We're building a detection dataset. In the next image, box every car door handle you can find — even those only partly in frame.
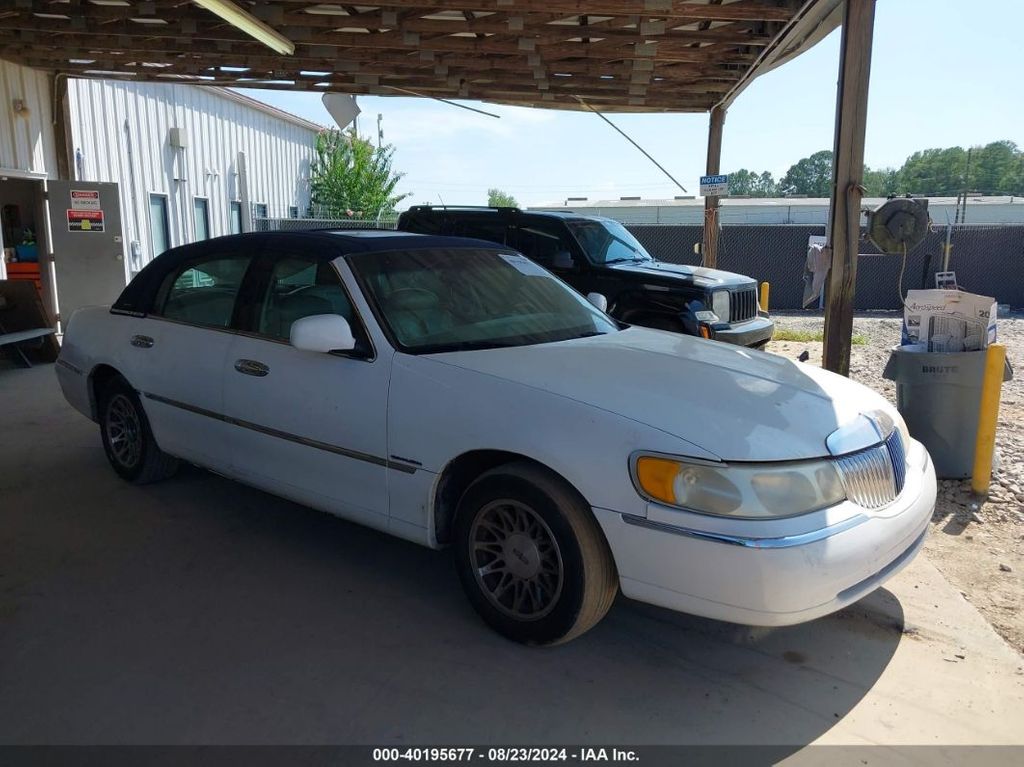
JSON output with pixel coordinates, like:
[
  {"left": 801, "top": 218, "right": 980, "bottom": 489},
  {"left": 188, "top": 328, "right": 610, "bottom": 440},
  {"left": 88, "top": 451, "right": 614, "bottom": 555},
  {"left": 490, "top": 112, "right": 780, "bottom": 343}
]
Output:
[
  {"left": 130, "top": 335, "right": 154, "bottom": 349},
  {"left": 234, "top": 359, "right": 270, "bottom": 377}
]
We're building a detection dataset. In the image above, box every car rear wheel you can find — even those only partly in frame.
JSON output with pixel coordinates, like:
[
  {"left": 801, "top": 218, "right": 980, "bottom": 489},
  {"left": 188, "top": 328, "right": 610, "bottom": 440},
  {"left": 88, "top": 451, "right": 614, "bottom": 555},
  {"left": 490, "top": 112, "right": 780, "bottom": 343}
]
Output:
[
  {"left": 99, "top": 377, "right": 179, "bottom": 484},
  {"left": 454, "top": 462, "right": 618, "bottom": 645}
]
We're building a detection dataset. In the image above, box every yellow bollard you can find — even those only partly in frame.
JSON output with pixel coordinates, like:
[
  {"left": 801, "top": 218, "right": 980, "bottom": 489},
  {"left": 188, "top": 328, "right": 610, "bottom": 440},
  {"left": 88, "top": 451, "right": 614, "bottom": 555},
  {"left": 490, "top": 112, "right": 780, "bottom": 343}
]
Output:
[
  {"left": 971, "top": 342, "right": 1007, "bottom": 496},
  {"left": 759, "top": 281, "right": 770, "bottom": 312}
]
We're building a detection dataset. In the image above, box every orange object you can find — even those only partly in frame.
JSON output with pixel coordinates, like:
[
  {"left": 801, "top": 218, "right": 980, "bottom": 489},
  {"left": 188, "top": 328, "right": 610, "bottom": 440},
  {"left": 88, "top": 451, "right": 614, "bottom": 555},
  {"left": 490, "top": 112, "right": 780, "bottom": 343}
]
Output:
[{"left": 5, "top": 262, "right": 42, "bottom": 295}]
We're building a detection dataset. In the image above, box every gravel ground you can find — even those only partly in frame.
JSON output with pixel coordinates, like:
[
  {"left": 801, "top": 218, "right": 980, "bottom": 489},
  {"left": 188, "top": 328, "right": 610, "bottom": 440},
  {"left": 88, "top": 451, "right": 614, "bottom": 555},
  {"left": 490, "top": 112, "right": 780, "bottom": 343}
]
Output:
[{"left": 768, "top": 313, "right": 1023, "bottom": 654}]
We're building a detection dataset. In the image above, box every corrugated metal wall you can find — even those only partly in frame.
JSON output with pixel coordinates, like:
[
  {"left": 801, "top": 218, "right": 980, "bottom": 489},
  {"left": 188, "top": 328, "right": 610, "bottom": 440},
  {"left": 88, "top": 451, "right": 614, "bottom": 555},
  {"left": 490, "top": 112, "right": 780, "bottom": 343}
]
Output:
[
  {"left": 67, "top": 79, "right": 318, "bottom": 269},
  {"left": 0, "top": 59, "right": 57, "bottom": 176}
]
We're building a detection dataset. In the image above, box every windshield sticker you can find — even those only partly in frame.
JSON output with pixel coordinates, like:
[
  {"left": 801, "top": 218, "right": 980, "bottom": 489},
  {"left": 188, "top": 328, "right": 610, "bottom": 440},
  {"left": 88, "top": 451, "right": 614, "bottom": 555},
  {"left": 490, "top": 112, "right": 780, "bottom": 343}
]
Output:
[{"left": 499, "top": 253, "right": 547, "bottom": 277}]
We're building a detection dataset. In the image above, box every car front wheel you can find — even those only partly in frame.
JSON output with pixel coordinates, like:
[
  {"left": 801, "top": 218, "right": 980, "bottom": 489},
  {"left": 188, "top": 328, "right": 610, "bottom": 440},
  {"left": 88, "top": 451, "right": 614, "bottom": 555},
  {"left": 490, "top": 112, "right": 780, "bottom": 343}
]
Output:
[
  {"left": 454, "top": 462, "right": 618, "bottom": 645},
  {"left": 99, "top": 377, "right": 179, "bottom": 484}
]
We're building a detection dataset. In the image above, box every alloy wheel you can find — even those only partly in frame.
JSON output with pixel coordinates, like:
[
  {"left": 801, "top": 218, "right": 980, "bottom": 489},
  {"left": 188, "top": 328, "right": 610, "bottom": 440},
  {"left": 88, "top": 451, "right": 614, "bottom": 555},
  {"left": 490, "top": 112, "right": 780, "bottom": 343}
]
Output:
[
  {"left": 105, "top": 393, "right": 143, "bottom": 469},
  {"left": 469, "top": 499, "right": 564, "bottom": 621}
]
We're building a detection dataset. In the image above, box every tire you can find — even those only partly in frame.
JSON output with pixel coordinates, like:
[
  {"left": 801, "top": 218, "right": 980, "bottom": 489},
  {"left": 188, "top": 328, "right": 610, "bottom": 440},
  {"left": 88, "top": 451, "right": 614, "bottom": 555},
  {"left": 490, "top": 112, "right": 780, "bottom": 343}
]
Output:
[
  {"left": 453, "top": 462, "right": 618, "bottom": 646},
  {"left": 98, "top": 376, "right": 179, "bottom": 484}
]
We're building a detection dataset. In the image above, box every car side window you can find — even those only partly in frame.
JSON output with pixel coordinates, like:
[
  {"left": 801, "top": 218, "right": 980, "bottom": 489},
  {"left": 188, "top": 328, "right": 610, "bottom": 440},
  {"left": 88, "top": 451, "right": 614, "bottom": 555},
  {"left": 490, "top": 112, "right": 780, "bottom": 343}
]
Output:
[
  {"left": 513, "top": 220, "right": 577, "bottom": 270},
  {"left": 155, "top": 254, "right": 250, "bottom": 328},
  {"left": 452, "top": 218, "right": 509, "bottom": 246},
  {"left": 256, "top": 256, "right": 365, "bottom": 345}
]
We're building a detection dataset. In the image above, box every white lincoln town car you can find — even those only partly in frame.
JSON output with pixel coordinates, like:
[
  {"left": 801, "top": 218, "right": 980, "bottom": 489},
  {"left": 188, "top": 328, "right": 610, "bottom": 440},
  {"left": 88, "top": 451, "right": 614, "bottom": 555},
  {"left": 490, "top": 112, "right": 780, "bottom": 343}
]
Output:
[{"left": 56, "top": 231, "right": 936, "bottom": 645}]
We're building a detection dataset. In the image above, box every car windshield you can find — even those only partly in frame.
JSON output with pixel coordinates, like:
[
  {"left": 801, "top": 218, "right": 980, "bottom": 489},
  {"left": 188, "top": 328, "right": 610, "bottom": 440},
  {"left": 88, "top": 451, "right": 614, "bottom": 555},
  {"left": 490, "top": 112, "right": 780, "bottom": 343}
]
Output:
[
  {"left": 567, "top": 219, "right": 654, "bottom": 265},
  {"left": 349, "top": 248, "right": 619, "bottom": 354}
]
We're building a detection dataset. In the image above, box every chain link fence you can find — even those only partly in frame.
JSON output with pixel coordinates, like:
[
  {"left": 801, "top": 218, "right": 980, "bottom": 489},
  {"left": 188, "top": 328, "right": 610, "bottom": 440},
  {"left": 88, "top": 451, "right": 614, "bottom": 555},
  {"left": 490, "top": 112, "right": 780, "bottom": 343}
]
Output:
[
  {"left": 253, "top": 211, "right": 1024, "bottom": 311},
  {"left": 629, "top": 224, "right": 1024, "bottom": 311}
]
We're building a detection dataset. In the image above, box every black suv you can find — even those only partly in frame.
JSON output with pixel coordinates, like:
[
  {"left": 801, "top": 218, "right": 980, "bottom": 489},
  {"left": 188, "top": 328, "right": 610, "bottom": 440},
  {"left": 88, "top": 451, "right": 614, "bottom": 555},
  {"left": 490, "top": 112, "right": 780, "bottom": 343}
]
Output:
[{"left": 398, "top": 206, "right": 774, "bottom": 347}]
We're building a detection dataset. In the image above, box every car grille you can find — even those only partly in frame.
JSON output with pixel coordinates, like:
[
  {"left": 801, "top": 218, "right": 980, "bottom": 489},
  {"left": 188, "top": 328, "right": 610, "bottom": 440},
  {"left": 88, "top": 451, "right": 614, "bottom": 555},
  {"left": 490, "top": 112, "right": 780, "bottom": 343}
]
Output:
[
  {"left": 730, "top": 286, "right": 758, "bottom": 323},
  {"left": 834, "top": 430, "right": 908, "bottom": 509}
]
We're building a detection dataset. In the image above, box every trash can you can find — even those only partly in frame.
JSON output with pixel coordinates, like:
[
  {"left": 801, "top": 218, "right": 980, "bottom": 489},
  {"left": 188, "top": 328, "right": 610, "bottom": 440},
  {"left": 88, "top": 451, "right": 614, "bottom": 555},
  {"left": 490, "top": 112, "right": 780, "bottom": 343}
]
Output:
[{"left": 883, "top": 347, "right": 1013, "bottom": 479}]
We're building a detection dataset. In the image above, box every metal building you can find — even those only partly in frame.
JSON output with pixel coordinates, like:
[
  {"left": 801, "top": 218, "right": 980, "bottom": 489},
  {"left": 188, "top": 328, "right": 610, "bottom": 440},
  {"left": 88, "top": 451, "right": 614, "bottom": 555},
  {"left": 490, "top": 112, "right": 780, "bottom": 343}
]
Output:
[
  {"left": 1, "top": 57, "right": 321, "bottom": 326},
  {"left": 531, "top": 196, "right": 1024, "bottom": 226}
]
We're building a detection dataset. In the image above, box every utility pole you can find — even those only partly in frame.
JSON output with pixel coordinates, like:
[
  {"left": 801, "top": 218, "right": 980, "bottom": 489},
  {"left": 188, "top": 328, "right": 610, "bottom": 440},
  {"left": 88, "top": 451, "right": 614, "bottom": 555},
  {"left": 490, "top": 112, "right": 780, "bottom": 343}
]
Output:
[
  {"left": 957, "top": 147, "right": 973, "bottom": 224},
  {"left": 377, "top": 113, "right": 384, "bottom": 148}
]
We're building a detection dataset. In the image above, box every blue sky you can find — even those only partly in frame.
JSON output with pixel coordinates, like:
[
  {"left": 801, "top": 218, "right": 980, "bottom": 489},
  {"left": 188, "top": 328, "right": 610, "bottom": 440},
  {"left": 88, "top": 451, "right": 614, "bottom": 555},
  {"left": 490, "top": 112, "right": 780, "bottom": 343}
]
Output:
[{"left": 238, "top": 0, "right": 1023, "bottom": 208}]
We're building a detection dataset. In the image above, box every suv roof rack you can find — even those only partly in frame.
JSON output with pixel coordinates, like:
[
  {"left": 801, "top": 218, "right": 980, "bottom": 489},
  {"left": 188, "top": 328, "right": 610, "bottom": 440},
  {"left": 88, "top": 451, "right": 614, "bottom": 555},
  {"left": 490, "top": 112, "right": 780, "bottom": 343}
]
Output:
[{"left": 406, "top": 205, "right": 521, "bottom": 213}]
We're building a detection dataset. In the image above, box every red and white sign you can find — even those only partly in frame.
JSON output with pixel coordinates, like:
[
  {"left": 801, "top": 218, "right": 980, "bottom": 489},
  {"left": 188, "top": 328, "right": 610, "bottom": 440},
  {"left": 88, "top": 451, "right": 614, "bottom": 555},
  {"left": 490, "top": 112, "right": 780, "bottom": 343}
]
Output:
[
  {"left": 70, "top": 189, "right": 100, "bottom": 210},
  {"left": 67, "top": 209, "right": 105, "bottom": 232}
]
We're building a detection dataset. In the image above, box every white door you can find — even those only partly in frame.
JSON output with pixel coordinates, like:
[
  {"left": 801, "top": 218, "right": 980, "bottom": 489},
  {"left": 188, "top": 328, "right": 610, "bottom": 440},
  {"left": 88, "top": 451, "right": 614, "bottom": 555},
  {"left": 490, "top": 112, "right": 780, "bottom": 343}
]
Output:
[
  {"left": 130, "top": 242, "right": 254, "bottom": 471},
  {"left": 46, "top": 180, "right": 126, "bottom": 326},
  {"left": 221, "top": 249, "right": 392, "bottom": 528}
]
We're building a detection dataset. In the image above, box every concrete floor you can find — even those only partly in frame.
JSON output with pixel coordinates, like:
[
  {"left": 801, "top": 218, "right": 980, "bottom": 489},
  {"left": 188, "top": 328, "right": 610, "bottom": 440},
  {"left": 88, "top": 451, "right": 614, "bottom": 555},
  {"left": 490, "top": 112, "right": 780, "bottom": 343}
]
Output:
[{"left": 1, "top": 362, "right": 1022, "bottom": 749}]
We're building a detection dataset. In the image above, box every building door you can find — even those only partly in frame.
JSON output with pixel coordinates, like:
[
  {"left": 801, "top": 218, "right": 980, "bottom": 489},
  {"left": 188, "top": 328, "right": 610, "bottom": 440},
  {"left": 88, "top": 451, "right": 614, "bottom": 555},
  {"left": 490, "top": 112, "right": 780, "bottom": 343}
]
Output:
[{"left": 45, "top": 180, "right": 126, "bottom": 326}]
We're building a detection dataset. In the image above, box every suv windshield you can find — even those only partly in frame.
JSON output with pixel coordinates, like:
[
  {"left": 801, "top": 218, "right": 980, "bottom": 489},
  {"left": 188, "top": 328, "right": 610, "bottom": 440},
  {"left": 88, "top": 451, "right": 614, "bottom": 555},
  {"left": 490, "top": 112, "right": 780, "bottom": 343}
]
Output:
[
  {"left": 567, "top": 219, "right": 654, "bottom": 265},
  {"left": 348, "top": 248, "right": 618, "bottom": 354}
]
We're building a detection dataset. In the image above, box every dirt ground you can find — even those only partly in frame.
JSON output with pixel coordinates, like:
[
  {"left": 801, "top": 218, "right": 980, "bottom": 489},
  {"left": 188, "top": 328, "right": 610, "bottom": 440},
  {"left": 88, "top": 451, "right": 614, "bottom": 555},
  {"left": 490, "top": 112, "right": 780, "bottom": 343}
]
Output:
[{"left": 768, "top": 313, "right": 1024, "bottom": 655}]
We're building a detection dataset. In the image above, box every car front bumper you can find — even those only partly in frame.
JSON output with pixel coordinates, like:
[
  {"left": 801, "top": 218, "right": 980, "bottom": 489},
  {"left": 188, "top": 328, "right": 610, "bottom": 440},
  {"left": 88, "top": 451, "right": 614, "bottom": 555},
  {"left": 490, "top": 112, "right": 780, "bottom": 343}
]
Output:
[
  {"left": 711, "top": 313, "right": 775, "bottom": 347},
  {"left": 594, "top": 439, "right": 936, "bottom": 626}
]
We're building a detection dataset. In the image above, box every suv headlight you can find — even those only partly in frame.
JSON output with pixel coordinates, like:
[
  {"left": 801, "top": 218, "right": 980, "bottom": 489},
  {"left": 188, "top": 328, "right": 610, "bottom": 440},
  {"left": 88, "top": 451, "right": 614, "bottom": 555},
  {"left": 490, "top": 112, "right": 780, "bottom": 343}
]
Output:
[
  {"left": 711, "top": 290, "right": 730, "bottom": 323},
  {"left": 632, "top": 454, "right": 847, "bottom": 519}
]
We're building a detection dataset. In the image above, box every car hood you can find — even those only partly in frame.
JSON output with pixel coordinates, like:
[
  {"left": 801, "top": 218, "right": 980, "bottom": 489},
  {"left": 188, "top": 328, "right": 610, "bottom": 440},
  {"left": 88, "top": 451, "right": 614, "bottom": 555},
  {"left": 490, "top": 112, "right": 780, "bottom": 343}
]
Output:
[
  {"left": 606, "top": 260, "right": 754, "bottom": 290},
  {"left": 430, "top": 327, "right": 892, "bottom": 461}
]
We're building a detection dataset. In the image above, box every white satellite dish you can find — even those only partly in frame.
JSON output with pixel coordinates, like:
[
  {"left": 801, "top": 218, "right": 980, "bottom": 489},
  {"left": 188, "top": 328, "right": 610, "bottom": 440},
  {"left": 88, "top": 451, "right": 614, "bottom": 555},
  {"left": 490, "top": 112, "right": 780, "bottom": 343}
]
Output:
[{"left": 322, "top": 93, "right": 361, "bottom": 130}]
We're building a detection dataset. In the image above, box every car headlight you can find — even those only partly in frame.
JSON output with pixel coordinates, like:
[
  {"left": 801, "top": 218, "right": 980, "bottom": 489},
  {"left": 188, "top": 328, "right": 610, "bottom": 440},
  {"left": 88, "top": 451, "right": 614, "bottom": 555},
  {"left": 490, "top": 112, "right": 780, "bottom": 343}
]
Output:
[
  {"left": 632, "top": 454, "right": 847, "bottom": 519},
  {"left": 711, "top": 290, "right": 730, "bottom": 323}
]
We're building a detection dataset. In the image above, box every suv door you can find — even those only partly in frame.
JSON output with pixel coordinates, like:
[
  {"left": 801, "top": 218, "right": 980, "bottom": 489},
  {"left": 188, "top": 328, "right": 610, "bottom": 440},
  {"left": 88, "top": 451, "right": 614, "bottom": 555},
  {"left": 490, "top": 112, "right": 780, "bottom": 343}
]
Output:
[
  {"left": 219, "top": 242, "right": 392, "bottom": 529},
  {"left": 134, "top": 241, "right": 255, "bottom": 471},
  {"left": 510, "top": 216, "right": 589, "bottom": 292}
]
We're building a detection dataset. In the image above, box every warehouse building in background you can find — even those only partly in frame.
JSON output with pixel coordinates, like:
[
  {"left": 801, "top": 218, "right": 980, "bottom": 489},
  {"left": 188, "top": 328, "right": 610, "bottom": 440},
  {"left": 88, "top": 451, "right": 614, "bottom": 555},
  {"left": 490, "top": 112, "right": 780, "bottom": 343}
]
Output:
[
  {"left": 531, "top": 195, "right": 1024, "bottom": 226},
  {"left": 1, "top": 57, "right": 320, "bottom": 326}
]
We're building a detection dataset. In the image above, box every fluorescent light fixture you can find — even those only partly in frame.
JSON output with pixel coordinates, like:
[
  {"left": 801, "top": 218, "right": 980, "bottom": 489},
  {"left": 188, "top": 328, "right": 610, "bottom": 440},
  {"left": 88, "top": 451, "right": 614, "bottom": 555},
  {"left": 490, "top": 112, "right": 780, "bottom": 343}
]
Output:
[{"left": 192, "top": 0, "right": 295, "bottom": 55}]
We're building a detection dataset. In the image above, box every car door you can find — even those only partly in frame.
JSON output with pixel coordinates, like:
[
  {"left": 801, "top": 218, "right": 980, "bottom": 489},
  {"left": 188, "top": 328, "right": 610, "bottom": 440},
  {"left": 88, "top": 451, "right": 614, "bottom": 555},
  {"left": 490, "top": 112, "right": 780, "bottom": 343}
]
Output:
[
  {"left": 220, "top": 243, "right": 391, "bottom": 530},
  {"left": 131, "top": 241, "right": 255, "bottom": 471}
]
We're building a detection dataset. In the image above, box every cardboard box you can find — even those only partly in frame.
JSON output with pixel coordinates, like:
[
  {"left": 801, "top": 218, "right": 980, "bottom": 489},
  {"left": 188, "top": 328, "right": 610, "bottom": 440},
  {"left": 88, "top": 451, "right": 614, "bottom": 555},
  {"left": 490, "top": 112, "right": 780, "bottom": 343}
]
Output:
[{"left": 902, "top": 289, "right": 997, "bottom": 352}]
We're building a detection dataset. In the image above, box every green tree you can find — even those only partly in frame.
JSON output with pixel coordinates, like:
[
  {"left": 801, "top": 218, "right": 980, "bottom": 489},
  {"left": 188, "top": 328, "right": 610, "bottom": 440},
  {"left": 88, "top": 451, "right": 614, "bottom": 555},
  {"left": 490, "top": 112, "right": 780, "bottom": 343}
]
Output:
[
  {"left": 487, "top": 188, "right": 519, "bottom": 207},
  {"left": 722, "top": 169, "right": 777, "bottom": 197},
  {"left": 970, "top": 140, "right": 1022, "bottom": 194},
  {"left": 898, "top": 146, "right": 968, "bottom": 196},
  {"left": 779, "top": 150, "right": 833, "bottom": 196},
  {"left": 863, "top": 166, "right": 900, "bottom": 197},
  {"left": 310, "top": 128, "right": 410, "bottom": 218}
]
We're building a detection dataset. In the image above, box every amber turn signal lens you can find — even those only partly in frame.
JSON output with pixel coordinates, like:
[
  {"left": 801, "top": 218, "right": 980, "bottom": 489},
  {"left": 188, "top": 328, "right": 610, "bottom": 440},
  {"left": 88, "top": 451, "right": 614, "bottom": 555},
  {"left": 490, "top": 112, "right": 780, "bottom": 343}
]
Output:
[{"left": 634, "top": 456, "right": 680, "bottom": 505}]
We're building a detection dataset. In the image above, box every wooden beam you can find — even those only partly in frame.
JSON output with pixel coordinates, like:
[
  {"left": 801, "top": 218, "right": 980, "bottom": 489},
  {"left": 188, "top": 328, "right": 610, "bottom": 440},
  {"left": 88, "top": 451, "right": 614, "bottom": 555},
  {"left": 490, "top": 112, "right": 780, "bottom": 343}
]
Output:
[
  {"left": 50, "top": 73, "right": 74, "bottom": 180},
  {"left": 822, "top": 0, "right": 876, "bottom": 376},
  {"left": 702, "top": 104, "right": 725, "bottom": 269}
]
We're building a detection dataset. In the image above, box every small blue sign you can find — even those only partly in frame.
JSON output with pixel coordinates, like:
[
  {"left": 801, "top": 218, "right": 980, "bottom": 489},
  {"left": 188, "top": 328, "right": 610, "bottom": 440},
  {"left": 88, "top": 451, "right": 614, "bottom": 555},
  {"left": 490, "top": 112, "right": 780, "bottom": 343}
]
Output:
[{"left": 700, "top": 175, "right": 728, "bottom": 185}]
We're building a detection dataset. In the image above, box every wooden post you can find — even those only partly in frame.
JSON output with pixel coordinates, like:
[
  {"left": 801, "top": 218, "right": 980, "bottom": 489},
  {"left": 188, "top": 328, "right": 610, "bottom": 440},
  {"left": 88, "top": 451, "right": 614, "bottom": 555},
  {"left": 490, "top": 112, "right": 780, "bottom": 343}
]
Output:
[
  {"left": 822, "top": 0, "right": 877, "bottom": 376},
  {"left": 702, "top": 105, "right": 726, "bottom": 268},
  {"left": 50, "top": 75, "right": 74, "bottom": 180}
]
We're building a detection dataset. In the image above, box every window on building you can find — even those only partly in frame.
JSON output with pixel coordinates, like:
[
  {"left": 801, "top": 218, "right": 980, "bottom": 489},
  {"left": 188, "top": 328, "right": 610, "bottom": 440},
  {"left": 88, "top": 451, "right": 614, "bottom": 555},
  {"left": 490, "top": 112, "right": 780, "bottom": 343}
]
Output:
[
  {"left": 149, "top": 194, "right": 171, "bottom": 256},
  {"left": 288, "top": 205, "right": 299, "bottom": 219},
  {"left": 229, "top": 201, "right": 243, "bottom": 235},
  {"left": 193, "top": 197, "right": 210, "bottom": 241},
  {"left": 254, "top": 203, "right": 268, "bottom": 219}
]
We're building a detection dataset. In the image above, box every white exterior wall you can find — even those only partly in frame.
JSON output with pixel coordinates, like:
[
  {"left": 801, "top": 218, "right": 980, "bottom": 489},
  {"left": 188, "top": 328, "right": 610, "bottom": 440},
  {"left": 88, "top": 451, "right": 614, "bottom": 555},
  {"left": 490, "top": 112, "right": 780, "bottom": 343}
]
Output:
[
  {"left": 0, "top": 59, "right": 57, "bottom": 177},
  {"left": 67, "top": 79, "right": 318, "bottom": 269}
]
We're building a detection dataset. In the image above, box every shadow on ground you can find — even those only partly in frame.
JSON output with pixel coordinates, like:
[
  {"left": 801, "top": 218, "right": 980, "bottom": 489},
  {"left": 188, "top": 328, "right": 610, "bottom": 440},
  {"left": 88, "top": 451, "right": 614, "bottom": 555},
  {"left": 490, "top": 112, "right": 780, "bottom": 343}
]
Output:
[{"left": 0, "top": 365, "right": 904, "bottom": 747}]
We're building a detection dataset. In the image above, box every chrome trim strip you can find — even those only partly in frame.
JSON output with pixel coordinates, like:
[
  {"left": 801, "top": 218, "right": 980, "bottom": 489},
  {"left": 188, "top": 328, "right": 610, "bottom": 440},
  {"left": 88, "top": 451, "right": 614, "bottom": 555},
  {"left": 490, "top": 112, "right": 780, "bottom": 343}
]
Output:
[
  {"left": 620, "top": 511, "right": 869, "bottom": 549},
  {"left": 56, "top": 358, "right": 83, "bottom": 375},
  {"left": 142, "top": 392, "right": 417, "bottom": 474}
]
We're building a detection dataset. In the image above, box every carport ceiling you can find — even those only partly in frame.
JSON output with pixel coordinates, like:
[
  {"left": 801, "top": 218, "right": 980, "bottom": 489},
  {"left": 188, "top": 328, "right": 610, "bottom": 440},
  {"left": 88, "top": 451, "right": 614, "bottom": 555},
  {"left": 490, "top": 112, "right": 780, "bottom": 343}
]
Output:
[{"left": 0, "top": 0, "right": 841, "bottom": 112}]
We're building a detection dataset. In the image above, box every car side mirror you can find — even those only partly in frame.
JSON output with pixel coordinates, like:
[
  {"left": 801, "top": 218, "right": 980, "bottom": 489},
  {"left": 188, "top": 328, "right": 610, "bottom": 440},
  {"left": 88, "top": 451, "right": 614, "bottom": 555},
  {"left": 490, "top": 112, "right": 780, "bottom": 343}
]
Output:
[
  {"left": 290, "top": 314, "right": 356, "bottom": 353},
  {"left": 552, "top": 250, "right": 575, "bottom": 270},
  {"left": 586, "top": 292, "right": 608, "bottom": 313}
]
